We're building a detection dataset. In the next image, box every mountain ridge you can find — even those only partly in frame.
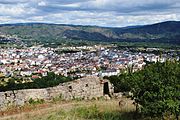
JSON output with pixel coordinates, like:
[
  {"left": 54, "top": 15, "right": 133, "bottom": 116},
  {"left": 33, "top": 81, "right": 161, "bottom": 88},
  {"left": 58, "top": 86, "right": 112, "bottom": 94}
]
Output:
[{"left": 0, "top": 21, "right": 179, "bottom": 45}]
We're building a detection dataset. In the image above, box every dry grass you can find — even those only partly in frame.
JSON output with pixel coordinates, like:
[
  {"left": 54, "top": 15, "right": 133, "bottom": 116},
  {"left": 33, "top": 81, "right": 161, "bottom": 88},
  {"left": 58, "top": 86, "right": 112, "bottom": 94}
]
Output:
[{"left": 0, "top": 98, "right": 136, "bottom": 120}]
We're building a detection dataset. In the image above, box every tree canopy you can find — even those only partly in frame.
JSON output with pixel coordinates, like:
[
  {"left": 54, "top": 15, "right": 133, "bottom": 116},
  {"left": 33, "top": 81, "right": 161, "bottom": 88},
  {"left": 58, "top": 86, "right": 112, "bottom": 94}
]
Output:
[
  {"left": 0, "top": 72, "right": 72, "bottom": 92},
  {"left": 107, "top": 61, "right": 180, "bottom": 119}
]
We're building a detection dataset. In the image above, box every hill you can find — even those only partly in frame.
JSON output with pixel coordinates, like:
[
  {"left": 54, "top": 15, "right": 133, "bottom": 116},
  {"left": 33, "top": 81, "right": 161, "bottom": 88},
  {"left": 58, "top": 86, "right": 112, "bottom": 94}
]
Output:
[{"left": 0, "top": 21, "right": 179, "bottom": 45}]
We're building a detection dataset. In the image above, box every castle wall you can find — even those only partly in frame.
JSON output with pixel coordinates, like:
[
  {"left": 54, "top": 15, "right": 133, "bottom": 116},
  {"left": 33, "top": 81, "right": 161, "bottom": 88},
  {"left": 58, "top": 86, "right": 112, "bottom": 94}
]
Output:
[{"left": 0, "top": 76, "right": 114, "bottom": 110}]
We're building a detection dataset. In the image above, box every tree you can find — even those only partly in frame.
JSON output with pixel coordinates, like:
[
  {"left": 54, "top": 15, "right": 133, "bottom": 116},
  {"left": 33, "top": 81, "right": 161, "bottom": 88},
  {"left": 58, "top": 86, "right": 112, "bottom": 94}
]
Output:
[
  {"left": 107, "top": 61, "right": 180, "bottom": 119},
  {"left": 131, "top": 61, "right": 180, "bottom": 119},
  {"left": 0, "top": 72, "right": 72, "bottom": 92}
]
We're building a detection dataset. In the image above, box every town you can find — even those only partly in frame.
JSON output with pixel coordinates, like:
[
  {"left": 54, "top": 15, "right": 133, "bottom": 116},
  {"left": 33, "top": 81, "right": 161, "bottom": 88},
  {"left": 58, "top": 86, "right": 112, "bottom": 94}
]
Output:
[{"left": 0, "top": 45, "right": 178, "bottom": 84}]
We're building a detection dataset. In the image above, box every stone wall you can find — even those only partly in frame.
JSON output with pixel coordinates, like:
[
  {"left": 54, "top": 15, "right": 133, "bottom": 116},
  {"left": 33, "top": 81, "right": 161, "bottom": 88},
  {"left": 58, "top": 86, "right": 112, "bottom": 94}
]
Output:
[{"left": 0, "top": 76, "right": 114, "bottom": 110}]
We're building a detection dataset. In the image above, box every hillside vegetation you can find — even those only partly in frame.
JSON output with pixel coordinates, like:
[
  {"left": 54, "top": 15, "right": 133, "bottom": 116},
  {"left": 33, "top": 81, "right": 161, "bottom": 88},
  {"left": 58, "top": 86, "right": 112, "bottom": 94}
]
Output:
[
  {"left": 107, "top": 61, "right": 180, "bottom": 120},
  {"left": 0, "top": 21, "right": 180, "bottom": 45},
  {"left": 0, "top": 72, "right": 72, "bottom": 92}
]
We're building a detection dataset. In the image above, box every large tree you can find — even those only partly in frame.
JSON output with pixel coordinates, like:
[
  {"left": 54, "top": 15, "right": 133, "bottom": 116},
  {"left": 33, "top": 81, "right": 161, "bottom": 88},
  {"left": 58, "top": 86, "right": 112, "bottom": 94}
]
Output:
[
  {"left": 131, "top": 61, "right": 180, "bottom": 119},
  {"left": 107, "top": 61, "right": 180, "bottom": 119}
]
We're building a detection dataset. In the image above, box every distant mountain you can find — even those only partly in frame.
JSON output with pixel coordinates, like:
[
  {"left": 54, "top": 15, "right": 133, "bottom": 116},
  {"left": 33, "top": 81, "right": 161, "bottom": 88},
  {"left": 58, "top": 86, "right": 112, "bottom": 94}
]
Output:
[
  {"left": 0, "top": 21, "right": 179, "bottom": 45},
  {"left": 121, "top": 25, "right": 144, "bottom": 29}
]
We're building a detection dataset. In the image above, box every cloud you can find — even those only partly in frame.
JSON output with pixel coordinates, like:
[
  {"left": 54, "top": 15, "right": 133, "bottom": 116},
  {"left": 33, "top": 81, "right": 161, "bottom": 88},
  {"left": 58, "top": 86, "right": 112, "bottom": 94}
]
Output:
[
  {"left": 38, "top": 1, "right": 46, "bottom": 6},
  {"left": 0, "top": 0, "right": 179, "bottom": 27},
  {"left": 0, "top": 0, "right": 29, "bottom": 4}
]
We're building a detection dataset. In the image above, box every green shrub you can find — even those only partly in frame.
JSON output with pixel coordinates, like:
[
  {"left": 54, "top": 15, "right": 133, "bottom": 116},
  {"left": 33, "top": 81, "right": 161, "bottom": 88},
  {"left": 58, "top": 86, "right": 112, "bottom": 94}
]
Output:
[
  {"left": 28, "top": 98, "right": 45, "bottom": 105},
  {"left": 52, "top": 94, "right": 63, "bottom": 102}
]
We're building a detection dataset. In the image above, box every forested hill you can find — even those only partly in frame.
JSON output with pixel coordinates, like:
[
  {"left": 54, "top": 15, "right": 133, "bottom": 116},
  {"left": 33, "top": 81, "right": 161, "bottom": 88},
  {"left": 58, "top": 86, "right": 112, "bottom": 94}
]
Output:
[{"left": 0, "top": 21, "right": 180, "bottom": 45}]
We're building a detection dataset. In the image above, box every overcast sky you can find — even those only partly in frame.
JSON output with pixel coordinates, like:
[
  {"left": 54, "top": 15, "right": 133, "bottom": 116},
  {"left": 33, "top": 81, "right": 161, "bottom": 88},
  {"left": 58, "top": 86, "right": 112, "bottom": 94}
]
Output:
[{"left": 0, "top": 0, "right": 180, "bottom": 27}]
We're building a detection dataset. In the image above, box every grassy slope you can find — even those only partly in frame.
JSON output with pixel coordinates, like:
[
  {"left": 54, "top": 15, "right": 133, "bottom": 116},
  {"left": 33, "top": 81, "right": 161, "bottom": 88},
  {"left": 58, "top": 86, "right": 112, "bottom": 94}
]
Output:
[{"left": 0, "top": 99, "right": 136, "bottom": 120}]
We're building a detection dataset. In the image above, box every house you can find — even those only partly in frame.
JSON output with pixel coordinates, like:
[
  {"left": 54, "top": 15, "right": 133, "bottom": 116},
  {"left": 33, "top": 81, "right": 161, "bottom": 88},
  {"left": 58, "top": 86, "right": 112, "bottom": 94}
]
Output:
[{"left": 100, "top": 68, "right": 120, "bottom": 77}]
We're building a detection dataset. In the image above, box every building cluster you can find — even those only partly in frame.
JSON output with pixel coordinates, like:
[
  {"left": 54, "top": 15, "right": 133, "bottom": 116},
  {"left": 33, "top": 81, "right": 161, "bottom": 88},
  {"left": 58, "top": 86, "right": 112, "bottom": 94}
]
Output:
[
  {"left": 0, "top": 46, "right": 174, "bottom": 81},
  {"left": 0, "top": 34, "right": 19, "bottom": 43}
]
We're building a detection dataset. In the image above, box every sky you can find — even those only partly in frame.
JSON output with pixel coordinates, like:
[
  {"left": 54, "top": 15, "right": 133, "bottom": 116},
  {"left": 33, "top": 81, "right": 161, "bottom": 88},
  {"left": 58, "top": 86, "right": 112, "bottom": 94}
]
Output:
[{"left": 0, "top": 0, "right": 180, "bottom": 27}]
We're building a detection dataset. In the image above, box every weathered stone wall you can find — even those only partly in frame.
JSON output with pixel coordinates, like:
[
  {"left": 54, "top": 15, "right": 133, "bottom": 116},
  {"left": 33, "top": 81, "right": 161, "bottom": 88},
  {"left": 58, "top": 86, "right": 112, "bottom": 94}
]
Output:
[{"left": 0, "top": 76, "right": 114, "bottom": 110}]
